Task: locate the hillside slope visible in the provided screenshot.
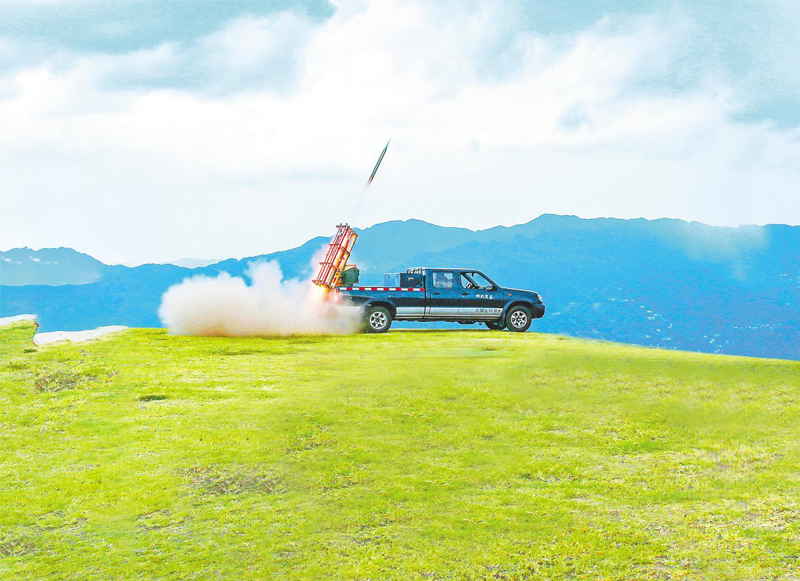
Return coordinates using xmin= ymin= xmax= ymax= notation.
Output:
xmin=2 ymin=323 xmax=799 ymax=579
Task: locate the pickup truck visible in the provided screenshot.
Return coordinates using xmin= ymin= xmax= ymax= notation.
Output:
xmin=335 ymin=267 xmax=545 ymax=333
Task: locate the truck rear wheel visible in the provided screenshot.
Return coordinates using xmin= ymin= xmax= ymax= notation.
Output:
xmin=364 ymin=306 xmax=392 ymax=333
xmin=505 ymin=305 xmax=532 ymax=332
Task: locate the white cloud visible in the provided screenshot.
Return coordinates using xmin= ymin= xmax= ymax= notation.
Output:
xmin=199 ymin=13 xmax=314 ymax=90
xmin=77 ymin=42 xmax=182 ymax=84
xmin=1 ymin=0 xmax=800 ymax=264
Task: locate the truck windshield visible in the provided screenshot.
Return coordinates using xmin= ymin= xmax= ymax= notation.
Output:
xmin=460 ymin=271 xmax=494 ymax=290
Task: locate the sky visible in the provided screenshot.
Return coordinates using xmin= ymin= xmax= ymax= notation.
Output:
xmin=1 ymin=0 xmax=800 ymax=264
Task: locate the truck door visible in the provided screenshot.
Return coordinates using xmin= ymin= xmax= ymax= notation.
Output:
xmin=457 ymin=271 xmax=504 ymax=319
xmin=425 ymin=269 xmax=461 ymax=318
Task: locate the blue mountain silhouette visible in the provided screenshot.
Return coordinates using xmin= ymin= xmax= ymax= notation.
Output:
xmin=2 ymin=215 xmax=798 ymax=360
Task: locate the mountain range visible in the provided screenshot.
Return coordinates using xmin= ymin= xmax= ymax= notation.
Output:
xmin=2 ymin=215 xmax=799 ymax=360
xmin=0 ymin=247 xmax=106 ymax=286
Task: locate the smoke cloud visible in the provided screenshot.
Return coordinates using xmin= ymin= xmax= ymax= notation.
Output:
xmin=158 ymin=260 xmax=360 ymax=336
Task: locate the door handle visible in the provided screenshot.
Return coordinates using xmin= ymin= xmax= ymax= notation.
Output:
xmin=461 ymin=292 xmax=469 ymax=296
xmin=432 ymin=292 xmax=440 ymax=295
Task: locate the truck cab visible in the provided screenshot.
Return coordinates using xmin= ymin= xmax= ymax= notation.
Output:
xmin=336 ymin=267 xmax=545 ymax=333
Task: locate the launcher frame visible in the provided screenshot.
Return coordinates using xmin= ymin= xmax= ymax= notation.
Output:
xmin=312 ymin=224 xmax=358 ymax=291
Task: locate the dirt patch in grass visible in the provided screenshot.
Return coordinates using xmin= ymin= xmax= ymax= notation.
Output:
xmin=136 ymin=509 xmax=193 ymax=535
xmin=0 ymin=534 xmax=35 ymax=558
xmin=33 ymin=351 xmax=114 ymax=393
xmin=186 ymin=466 xmax=287 ymax=496
xmin=6 ymin=359 xmax=29 ymax=371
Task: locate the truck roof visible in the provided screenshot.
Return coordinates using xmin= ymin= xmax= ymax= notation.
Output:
xmin=408 ymin=267 xmax=483 ymax=271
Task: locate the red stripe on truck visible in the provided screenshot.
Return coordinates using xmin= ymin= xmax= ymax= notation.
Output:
xmin=339 ymin=287 xmax=425 ymax=292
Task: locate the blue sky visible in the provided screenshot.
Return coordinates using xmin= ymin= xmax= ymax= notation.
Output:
xmin=2 ymin=0 xmax=799 ymax=263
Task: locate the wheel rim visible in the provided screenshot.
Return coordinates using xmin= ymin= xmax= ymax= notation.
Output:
xmin=510 ymin=310 xmax=527 ymax=328
xmin=369 ymin=311 xmax=388 ymax=329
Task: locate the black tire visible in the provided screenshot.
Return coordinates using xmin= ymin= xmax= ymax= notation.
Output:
xmin=505 ymin=305 xmax=532 ymax=332
xmin=485 ymin=321 xmax=503 ymax=330
xmin=364 ymin=306 xmax=392 ymax=333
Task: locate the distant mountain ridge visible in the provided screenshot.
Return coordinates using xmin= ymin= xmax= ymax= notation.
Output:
xmin=168 ymin=258 xmax=224 ymax=269
xmin=2 ymin=215 xmax=799 ymax=360
xmin=0 ymin=247 xmax=106 ymax=286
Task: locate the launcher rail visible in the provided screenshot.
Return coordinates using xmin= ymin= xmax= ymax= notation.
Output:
xmin=312 ymin=224 xmax=358 ymax=291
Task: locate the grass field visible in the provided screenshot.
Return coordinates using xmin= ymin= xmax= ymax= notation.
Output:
xmin=2 ymin=321 xmax=800 ymax=580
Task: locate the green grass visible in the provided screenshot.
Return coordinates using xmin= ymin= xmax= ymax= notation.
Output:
xmin=2 ymin=321 xmax=800 ymax=580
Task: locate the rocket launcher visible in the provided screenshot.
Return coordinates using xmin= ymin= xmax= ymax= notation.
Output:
xmin=312 ymin=224 xmax=358 ymax=291
xmin=312 ymin=142 xmax=388 ymax=292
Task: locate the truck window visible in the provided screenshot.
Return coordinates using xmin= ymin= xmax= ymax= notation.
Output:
xmin=432 ymin=271 xmax=454 ymax=289
xmin=460 ymin=271 xmax=494 ymax=290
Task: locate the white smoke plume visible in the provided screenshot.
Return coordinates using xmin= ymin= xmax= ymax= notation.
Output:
xmin=158 ymin=260 xmax=360 ymax=336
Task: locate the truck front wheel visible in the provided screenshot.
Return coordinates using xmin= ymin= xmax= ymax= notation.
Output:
xmin=364 ymin=306 xmax=392 ymax=333
xmin=505 ymin=305 xmax=532 ymax=332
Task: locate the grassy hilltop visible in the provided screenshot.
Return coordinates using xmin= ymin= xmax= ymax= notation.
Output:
xmin=2 ymin=322 xmax=800 ymax=580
